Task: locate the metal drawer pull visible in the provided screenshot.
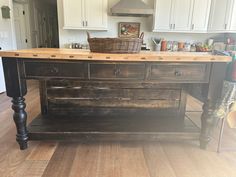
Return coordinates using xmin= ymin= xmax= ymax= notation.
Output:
xmin=114 ymin=68 xmax=121 ymax=75
xmin=174 ymin=70 xmax=182 ymax=77
xmin=50 ymin=67 xmax=59 ymax=74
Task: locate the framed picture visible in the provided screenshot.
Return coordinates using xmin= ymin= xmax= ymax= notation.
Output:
xmin=118 ymin=22 xmax=140 ymax=38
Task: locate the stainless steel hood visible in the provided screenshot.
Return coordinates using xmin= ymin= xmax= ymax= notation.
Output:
xmin=111 ymin=0 xmax=153 ymax=17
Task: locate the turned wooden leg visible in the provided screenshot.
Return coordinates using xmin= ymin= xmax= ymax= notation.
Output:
xmin=200 ymin=100 xmax=215 ymax=149
xmin=12 ymin=97 xmax=28 ymax=150
xmin=2 ymin=58 xmax=28 ymax=150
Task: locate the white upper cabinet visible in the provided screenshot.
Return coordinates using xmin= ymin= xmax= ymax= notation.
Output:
xmin=84 ymin=0 xmax=107 ymax=29
xmin=208 ymin=0 xmax=231 ymax=32
xmin=153 ymin=0 xmax=173 ymax=31
xmin=153 ymin=0 xmax=211 ymax=32
xmin=63 ymin=0 xmax=84 ymax=29
xmin=63 ymin=0 xmax=108 ymax=30
xmin=171 ymin=0 xmax=194 ymax=31
xmin=191 ymin=0 xmax=211 ymax=32
xmin=228 ymin=0 xmax=236 ymax=32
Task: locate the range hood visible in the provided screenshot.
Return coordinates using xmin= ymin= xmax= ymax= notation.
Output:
xmin=111 ymin=0 xmax=153 ymax=17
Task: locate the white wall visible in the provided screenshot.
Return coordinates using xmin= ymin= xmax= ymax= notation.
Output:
xmin=57 ymin=0 xmax=224 ymax=49
xmin=0 ymin=0 xmax=16 ymax=93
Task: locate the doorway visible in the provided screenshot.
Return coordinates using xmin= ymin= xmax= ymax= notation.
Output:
xmin=13 ymin=1 xmax=31 ymax=49
xmin=13 ymin=0 xmax=59 ymax=49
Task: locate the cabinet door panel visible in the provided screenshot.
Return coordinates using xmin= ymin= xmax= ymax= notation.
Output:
xmin=153 ymin=0 xmax=173 ymax=31
xmin=192 ymin=0 xmax=211 ymax=31
xmin=229 ymin=0 xmax=236 ymax=31
xmin=172 ymin=0 xmax=194 ymax=31
xmin=85 ymin=0 xmax=107 ymax=29
xmin=63 ymin=0 xmax=84 ymax=28
xmin=208 ymin=0 xmax=230 ymax=31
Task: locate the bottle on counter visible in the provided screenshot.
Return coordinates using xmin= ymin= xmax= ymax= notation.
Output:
xmin=161 ymin=40 xmax=167 ymax=51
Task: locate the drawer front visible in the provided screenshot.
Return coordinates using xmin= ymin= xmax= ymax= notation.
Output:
xmin=90 ymin=63 xmax=116 ymax=79
xmin=24 ymin=61 xmax=87 ymax=78
xmin=117 ymin=64 xmax=145 ymax=79
xmin=89 ymin=63 xmax=145 ymax=80
xmin=149 ymin=63 xmax=209 ymax=82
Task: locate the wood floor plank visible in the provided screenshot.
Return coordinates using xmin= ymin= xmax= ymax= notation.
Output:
xmin=161 ymin=142 xmax=204 ymax=177
xmin=183 ymin=142 xmax=236 ymax=177
xmin=68 ymin=142 xmax=103 ymax=177
xmin=42 ymin=142 xmax=77 ymax=177
xmin=118 ymin=142 xmax=151 ymax=177
xmin=27 ymin=142 xmax=58 ymax=161
xmin=143 ymin=142 xmax=176 ymax=177
xmin=13 ymin=160 xmax=48 ymax=177
xmin=95 ymin=143 xmax=121 ymax=177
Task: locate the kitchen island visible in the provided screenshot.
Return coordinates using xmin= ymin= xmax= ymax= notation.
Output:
xmin=0 ymin=48 xmax=231 ymax=150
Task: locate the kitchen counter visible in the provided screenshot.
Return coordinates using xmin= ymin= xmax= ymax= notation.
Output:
xmin=0 ymin=48 xmax=231 ymax=62
xmin=0 ymin=48 xmax=231 ymax=150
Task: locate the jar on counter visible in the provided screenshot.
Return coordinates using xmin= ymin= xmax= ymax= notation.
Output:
xmin=178 ymin=42 xmax=184 ymax=51
xmin=172 ymin=41 xmax=178 ymax=52
xmin=190 ymin=44 xmax=197 ymax=52
xmin=184 ymin=43 xmax=191 ymax=52
xmin=161 ymin=40 xmax=167 ymax=51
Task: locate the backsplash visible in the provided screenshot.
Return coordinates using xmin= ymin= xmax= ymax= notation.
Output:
xmin=57 ymin=0 xmax=224 ymax=50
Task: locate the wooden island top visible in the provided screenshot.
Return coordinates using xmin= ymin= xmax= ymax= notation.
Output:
xmin=0 ymin=48 xmax=231 ymax=62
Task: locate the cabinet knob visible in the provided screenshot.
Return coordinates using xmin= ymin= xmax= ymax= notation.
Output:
xmin=82 ymin=21 xmax=85 ymax=26
xmin=225 ymin=24 xmax=227 ymax=29
xmin=173 ymin=24 xmax=175 ymax=29
xmin=170 ymin=24 xmax=172 ymax=29
xmin=85 ymin=21 xmax=88 ymax=26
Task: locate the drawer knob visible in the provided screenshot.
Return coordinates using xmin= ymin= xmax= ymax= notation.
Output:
xmin=114 ymin=68 xmax=121 ymax=75
xmin=50 ymin=67 xmax=59 ymax=74
xmin=174 ymin=70 xmax=182 ymax=77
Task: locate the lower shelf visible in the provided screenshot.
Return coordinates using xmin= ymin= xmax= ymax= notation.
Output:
xmin=28 ymin=114 xmax=200 ymax=141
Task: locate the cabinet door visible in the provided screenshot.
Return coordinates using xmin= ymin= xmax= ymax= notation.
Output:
xmin=172 ymin=0 xmax=194 ymax=31
xmin=229 ymin=0 xmax=236 ymax=31
xmin=208 ymin=0 xmax=231 ymax=31
xmin=63 ymin=0 xmax=84 ymax=28
xmin=84 ymin=0 xmax=107 ymax=29
xmin=191 ymin=0 xmax=211 ymax=32
xmin=153 ymin=0 xmax=173 ymax=31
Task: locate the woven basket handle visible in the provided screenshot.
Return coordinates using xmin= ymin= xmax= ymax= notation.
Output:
xmin=87 ymin=31 xmax=91 ymax=39
xmin=139 ymin=32 xmax=144 ymax=39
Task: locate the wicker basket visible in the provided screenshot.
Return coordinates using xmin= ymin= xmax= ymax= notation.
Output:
xmin=87 ymin=32 xmax=144 ymax=53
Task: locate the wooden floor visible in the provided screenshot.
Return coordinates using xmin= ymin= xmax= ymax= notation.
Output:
xmin=1 ymin=81 xmax=236 ymax=177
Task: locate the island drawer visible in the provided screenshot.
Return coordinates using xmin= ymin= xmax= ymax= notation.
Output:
xmin=23 ymin=61 xmax=87 ymax=79
xmin=89 ymin=63 xmax=145 ymax=80
xmin=149 ymin=63 xmax=210 ymax=82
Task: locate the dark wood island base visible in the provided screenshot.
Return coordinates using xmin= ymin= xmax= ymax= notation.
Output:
xmin=0 ymin=49 xmax=231 ymax=150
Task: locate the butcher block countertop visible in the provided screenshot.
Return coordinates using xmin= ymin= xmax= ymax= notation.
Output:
xmin=0 ymin=48 xmax=231 ymax=62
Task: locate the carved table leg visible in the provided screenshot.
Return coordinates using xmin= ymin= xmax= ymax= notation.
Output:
xmin=12 ymin=97 xmax=28 ymax=150
xmin=199 ymin=63 xmax=227 ymax=150
xmin=200 ymin=100 xmax=215 ymax=149
xmin=2 ymin=58 xmax=28 ymax=150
